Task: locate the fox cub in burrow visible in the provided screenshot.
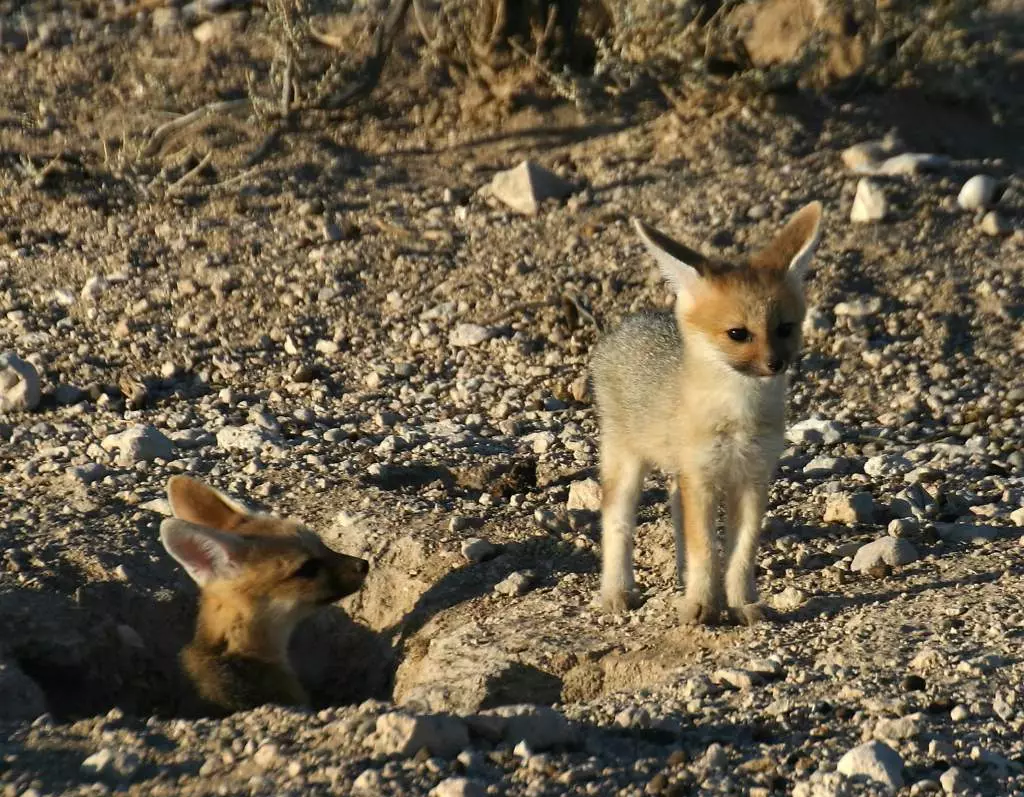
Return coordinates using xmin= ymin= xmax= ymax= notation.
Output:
xmin=159 ymin=476 xmax=369 ymax=713
xmin=591 ymin=202 xmax=823 ymax=626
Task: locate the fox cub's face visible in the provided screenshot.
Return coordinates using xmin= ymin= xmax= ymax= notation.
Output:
xmin=159 ymin=476 xmax=368 ymax=616
xmin=634 ymin=202 xmax=822 ymax=378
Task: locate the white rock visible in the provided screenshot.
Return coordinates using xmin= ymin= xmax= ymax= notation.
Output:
xmin=824 ymin=492 xmax=876 ymax=525
xmin=770 ymin=586 xmax=807 ymax=611
xmin=851 ymin=178 xmax=887 ymax=223
xmin=873 ymin=713 xmax=924 ymax=741
xmin=488 ymin=160 xmax=575 ymax=215
xmin=864 ymin=454 xmax=913 ymax=478
xmin=216 ymin=424 xmax=269 ymax=452
xmin=449 ymin=323 xmax=495 ymax=347
xmin=980 ymin=210 xmax=1011 ymax=237
xmin=0 ymin=352 xmax=41 ymax=413
xmin=367 ymin=711 xmax=469 ymax=758
xmin=101 ymin=425 xmax=175 ymax=465
xmin=430 ymin=777 xmax=487 ymax=797
xmin=471 ymin=705 xmax=576 ymax=750
xmin=837 ymin=740 xmax=904 ymax=791
xmin=567 ymin=478 xmax=601 ymax=511
xmin=934 ymin=523 xmax=1003 ymax=544
xmin=787 ymin=418 xmax=844 ymax=444
xmin=81 ymin=274 xmax=110 ymax=300
xmin=834 ymin=297 xmax=882 ymax=318
xmin=871 ymin=153 xmax=949 ymax=175
xmin=460 ymin=537 xmax=496 ymax=563
xmin=851 ymin=537 xmax=919 ymax=573
xmin=957 ymin=174 xmax=1002 ymax=210
xmin=803 ymin=456 xmax=850 ymax=476
xmin=494 ymin=570 xmax=534 ymax=597
xmin=939 ymin=766 xmax=974 ymax=794
xmin=1010 ymin=506 xmax=1024 ymax=527
xmin=841 ymin=140 xmax=891 ymax=171
xmin=712 ymin=668 xmax=762 ymax=689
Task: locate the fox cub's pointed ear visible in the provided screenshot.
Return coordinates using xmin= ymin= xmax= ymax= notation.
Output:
xmin=632 ymin=218 xmax=707 ymax=302
xmin=167 ymin=476 xmax=250 ymax=532
xmin=758 ymin=201 xmax=823 ymax=279
xmin=160 ymin=519 xmax=248 ymax=586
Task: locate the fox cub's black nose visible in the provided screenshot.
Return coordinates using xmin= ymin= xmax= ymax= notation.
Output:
xmin=767 ymin=356 xmax=785 ymax=373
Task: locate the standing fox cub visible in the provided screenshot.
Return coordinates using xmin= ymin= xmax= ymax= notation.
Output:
xmin=159 ymin=476 xmax=368 ymax=713
xmin=591 ymin=202 xmax=823 ymax=625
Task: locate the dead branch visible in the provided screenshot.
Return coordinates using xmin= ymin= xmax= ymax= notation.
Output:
xmin=166 ymin=150 xmax=214 ymax=194
xmin=144 ymin=99 xmax=252 ymax=158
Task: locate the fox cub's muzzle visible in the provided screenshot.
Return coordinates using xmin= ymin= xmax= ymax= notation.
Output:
xmin=322 ymin=552 xmax=369 ymax=603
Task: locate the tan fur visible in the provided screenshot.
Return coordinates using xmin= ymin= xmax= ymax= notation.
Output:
xmin=591 ymin=203 xmax=822 ymax=624
xmin=161 ymin=476 xmax=368 ymax=713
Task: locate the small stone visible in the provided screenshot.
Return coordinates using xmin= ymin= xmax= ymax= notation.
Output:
xmin=851 ymin=178 xmax=887 ymax=223
xmin=81 ymin=748 xmax=140 ymax=780
xmin=957 ymin=175 xmax=1003 ymax=210
xmin=353 ymin=769 xmax=382 ymax=793
xmin=216 ymin=425 xmax=269 ymax=452
xmin=873 ymin=713 xmax=923 ymax=741
xmin=873 ymin=153 xmax=949 ymax=175
xmin=841 ymin=140 xmax=891 ymax=171
xmin=980 ymin=211 xmax=1011 ymax=237
xmin=864 ymin=454 xmax=913 ymax=478
xmin=824 ymin=492 xmax=876 ymax=525
xmin=81 ymin=274 xmax=110 ymax=300
xmin=472 ymin=705 xmax=576 ymax=750
xmin=494 ymin=570 xmax=534 ymax=597
xmin=888 ymin=517 xmax=920 ymax=537
xmin=100 ymin=425 xmax=175 ymax=466
xmin=950 ymin=704 xmax=969 ymax=722
xmin=851 ymin=537 xmax=919 ymax=573
xmin=834 ymin=297 xmax=882 ymax=318
xmin=67 ymin=463 xmax=106 ymax=486
xmin=770 ymin=586 xmax=807 ymax=611
xmin=449 ymin=324 xmax=495 ymax=347
xmin=567 ymin=478 xmax=601 ymax=512
xmin=934 ymin=523 xmax=1002 ymax=545
xmin=803 ymin=456 xmax=850 ymax=477
xmin=712 ymin=668 xmax=762 ymax=690
xmin=430 ymin=777 xmax=487 ymax=797
xmin=939 ymin=766 xmax=974 ymax=795
xmin=461 ymin=538 xmax=497 ymax=563
xmin=253 ymin=743 xmax=281 ymax=769
xmin=836 ymin=740 xmax=904 ymax=791
xmin=0 ymin=352 xmax=42 ymax=413
xmin=488 ymin=160 xmax=575 ymax=215
xmin=368 ymin=712 xmax=469 ymax=758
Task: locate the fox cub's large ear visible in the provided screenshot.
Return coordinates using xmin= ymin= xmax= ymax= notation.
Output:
xmin=757 ymin=201 xmax=823 ymax=279
xmin=632 ymin=218 xmax=708 ymax=304
xmin=160 ymin=518 xmax=248 ymax=586
xmin=167 ymin=476 xmax=250 ymax=532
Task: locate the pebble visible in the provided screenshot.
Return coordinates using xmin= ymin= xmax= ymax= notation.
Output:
xmin=430 ymin=777 xmax=487 ymax=797
xmin=461 ymin=537 xmax=497 ymax=563
xmin=979 ymin=210 xmax=1011 ymax=236
xmin=100 ymin=425 xmax=175 ymax=465
xmin=836 ymin=740 xmax=904 ymax=791
xmin=770 ymin=586 xmax=807 ymax=611
xmin=368 ymin=711 xmax=469 ymax=758
xmin=873 ymin=713 xmax=924 ymax=741
xmin=487 ymin=160 xmax=575 ymax=215
xmin=850 ymin=178 xmax=887 ymax=223
xmin=957 ymin=175 xmax=1003 ymax=210
xmin=216 ymin=425 xmax=270 ymax=452
xmin=939 ymin=766 xmax=974 ymax=795
xmin=824 ymin=492 xmax=876 ymax=525
xmin=567 ymin=478 xmax=601 ymax=511
xmin=950 ymin=704 xmax=970 ymax=722
xmin=494 ymin=570 xmax=534 ymax=597
xmin=851 ymin=537 xmax=919 ymax=573
xmin=0 ymin=352 xmax=41 ymax=413
xmin=449 ymin=324 xmax=495 ymax=348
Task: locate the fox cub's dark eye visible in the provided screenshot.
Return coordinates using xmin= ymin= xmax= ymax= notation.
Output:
xmin=726 ymin=327 xmax=752 ymax=343
xmin=292 ymin=559 xmax=322 ymax=579
xmin=776 ymin=322 xmax=795 ymax=338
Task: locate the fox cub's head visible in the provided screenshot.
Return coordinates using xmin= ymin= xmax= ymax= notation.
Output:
xmin=634 ymin=202 xmax=823 ymax=378
xmin=159 ymin=476 xmax=368 ymax=617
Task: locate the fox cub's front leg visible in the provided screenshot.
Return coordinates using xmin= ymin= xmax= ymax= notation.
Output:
xmin=676 ymin=473 xmax=722 ymax=625
xmin=599 ymin=451 xmax=646 ymax=612
xmin=724 ymin=481 xmax=770 ymax=626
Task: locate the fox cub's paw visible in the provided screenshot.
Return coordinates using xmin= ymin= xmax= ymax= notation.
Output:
xmin=727 ymin=602 xmax=771 ymax=627
xmin=674 ymin=596 xmax=721 ymax=626
xmin=600 ymin=588 xmax=641 ymax=614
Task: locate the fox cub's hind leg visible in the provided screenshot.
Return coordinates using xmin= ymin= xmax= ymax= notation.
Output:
xmin=669 ymin=482 xmax=684 ymax=588
xmin=599 ymin=443 xmax=646 ymax=612
xmin=724 ymin=482 xmax=769 ymax=626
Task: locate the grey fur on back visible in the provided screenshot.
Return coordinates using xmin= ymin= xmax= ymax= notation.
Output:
xmin=590 ymin=310 xmax=683 ymax=439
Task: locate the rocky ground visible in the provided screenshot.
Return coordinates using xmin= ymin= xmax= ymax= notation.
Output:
xmin=2 ymin=1 xmax=1024 ymax=795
